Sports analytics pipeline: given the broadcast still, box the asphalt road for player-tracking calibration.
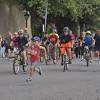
[0,58,100,100]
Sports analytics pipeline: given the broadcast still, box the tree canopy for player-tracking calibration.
[8,0,100,34]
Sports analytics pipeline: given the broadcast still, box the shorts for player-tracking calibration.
[60,42,72,55]
[61,42,72,48]
[30,61,41,69]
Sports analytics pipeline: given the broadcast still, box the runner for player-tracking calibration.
[26,36,47,82]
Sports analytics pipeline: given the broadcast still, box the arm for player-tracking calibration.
[40,45,47,60]
[92,38,95,46]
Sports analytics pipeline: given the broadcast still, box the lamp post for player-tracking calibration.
[42,2,48,34]
[42,16,45,33]
[24,11,30,28]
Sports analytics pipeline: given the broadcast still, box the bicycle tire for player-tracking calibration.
[86,59,89,67]
[63,54,68,72]
[22,65,27,72]
[13,58,20,74]
[65,63,68,70]
[63,63,68,72]
[63,64,66,72]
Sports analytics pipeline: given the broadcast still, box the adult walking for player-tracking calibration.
[94,29,100,59]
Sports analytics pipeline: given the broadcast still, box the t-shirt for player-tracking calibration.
[30,44,40,63]
[16,36,28,48]
[84,36,93,46]
[94,35,100,46]
[48,33,59,44]
[60,34,72,43]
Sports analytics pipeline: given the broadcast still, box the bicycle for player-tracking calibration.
[13,48,27,74]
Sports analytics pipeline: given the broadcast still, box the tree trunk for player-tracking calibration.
[74,21,81,37]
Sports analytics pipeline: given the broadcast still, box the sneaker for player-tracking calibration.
[53,60,57,64]
[68,60,71,64]
[26,77,32,82]
[61,61,63,66]
[38,68,42,76]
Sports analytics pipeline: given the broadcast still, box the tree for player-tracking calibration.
[16,0,100,35]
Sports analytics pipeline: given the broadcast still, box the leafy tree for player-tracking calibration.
[16,0,100,35]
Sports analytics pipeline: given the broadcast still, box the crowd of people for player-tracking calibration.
[0,26,100,82]
[0,28,29,58]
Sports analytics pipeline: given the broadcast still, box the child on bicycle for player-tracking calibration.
[26,36,47,82]
[60,27,72,65]
[83,31,94,60]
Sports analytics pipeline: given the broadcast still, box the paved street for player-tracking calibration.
[0,58,100,100]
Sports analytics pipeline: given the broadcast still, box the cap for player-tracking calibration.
[85,31,91,34]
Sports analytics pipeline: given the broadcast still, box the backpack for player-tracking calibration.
[84,36,93,46]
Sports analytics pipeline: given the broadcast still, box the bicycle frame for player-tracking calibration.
[83,46,91,67]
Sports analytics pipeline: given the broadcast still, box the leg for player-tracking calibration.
[53,46,57,64]
[23,50,27,65]
[1,47,3,57]
[74,47,78,58]
[60,47,65,65]
[66,47,72,64]
[26,64,36,82]
[2,47,5,57]
[99,51,100,60]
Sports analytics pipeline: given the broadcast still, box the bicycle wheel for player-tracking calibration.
[13,57,20,74]
[86,59,89,67]
[63,64,66,72]
[63,63,68,72]
[65,63,68,70]
[63,55,68,72]
[22,65,27,72]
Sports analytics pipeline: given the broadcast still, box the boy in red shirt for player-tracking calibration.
[26,36,47,82]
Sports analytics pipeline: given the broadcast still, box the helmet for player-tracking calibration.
[85,31,91,34]
[31,36,41,42]
[63,27,69,33]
